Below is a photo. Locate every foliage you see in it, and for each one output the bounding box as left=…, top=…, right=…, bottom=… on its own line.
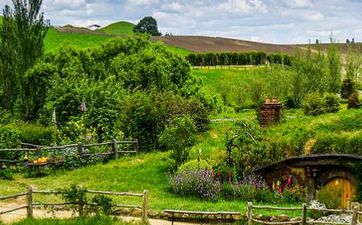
left=186, top=52, right=291, bottom=67
left=0, top=168, right=14, bottom=180
left=326, top=39, right=341, bottom=93
left=355, top=162, right=362, bottom=202
left=348, top=92, right=360, bottom=109
left=169, top=169, right=221, bottom=201
left=302, top=93, right=340, bottom=116
left=317, top=185, right=342, bottom=209
left=11, top=216, right=145, bottom=225
left=63, top=152, right=101, bottom=170
left=91, top=195, right=113, bottom=215
left=159, top=116, right=197, bottom=168
left=0, top=0, right=49, bottom=111
left=341, top=78, right=356, bottom=99
left=225, top=120, right=269, bottom=173
left=61, top=184, right=88, bottom=214
left=133, top=16, right=161, bottom=36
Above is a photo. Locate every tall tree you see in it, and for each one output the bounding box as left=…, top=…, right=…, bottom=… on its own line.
left=133, top=16, right=161, bottom=36
left=327, top=38, right=341, bottom=93
left=0, top=0, right=49, bottom=114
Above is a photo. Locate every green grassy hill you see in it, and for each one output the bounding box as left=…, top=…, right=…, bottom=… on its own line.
left=44, top=27, right=112, bottom=52
left=101, top=21, right=135, bottom=35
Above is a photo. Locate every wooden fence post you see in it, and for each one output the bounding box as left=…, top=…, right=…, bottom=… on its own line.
left=27, top=186, right=33, bottom=218
left=247, top=202, right=253, bottom=225
left=77, top=143, right=83, bottom=157
left=112, top=139, right=118, bottom=160
left=142, top=190, right=149, bottom=222
left=351, top=206, right=358, bottom=225
left=301, top=203, right=307, bottom=225
left=347, top=201, right=351, bottom=210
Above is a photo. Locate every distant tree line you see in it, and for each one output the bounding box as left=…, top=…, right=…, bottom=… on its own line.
left=186, top=52, right=292, bottom=67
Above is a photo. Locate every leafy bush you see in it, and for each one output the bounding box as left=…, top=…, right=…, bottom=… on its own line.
left=302, top=93, right=340, bottom=116
left=0, top=168, right=14, bottom=180
left=317, top=185, right=342, bottom=208
left=348, top=92, right=360, bottom=109
left=63, top=150, right=101, bottom=170
left=323, top=93, right=340, bottom=113
left=61, top=185, right=88, bottom=215
left=169, top=170, right=221, bottom=201
left=302, top=93, right=326, bottom=116
left=91, top=195, right=113, bottom=215
left=159, top=116, right=197, bottom=169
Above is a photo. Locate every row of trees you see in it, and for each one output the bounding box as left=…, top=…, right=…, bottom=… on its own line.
left=186, top=52, right=292, bottom=67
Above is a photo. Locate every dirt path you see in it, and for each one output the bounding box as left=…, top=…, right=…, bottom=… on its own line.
left=0, top=201, right=195, bottom=225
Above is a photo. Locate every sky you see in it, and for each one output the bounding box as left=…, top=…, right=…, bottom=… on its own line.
left=0, top=0, right=361, bottom=44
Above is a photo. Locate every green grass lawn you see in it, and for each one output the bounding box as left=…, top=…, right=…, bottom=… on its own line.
left=100, top=21, right=135, bottom=35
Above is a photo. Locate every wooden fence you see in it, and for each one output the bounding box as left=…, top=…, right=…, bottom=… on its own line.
left=0, top=139, right=138, bottom=166
left=0, top=187, right=148, bottom=221
left=247, top=202, right=362, bottom=225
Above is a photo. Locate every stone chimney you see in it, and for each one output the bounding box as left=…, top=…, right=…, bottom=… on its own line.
left=259, top=98, right=282, bottom=127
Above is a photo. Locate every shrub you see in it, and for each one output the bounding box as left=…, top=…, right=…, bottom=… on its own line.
left=169, top=170, right=221, bottom=201
left=323, top=93, right=340, bottom=113
left=341, top=78, right=356, bottom=99
left=177, top=159, right=212, bottom=173
left=0, top=168, right=14, bottom=180
left=302, top=93, right=325, bottom=116
left=348, top=92, right=360, bottom=109
left=159, top=116, right=197, bottom=169
left=317, top=185, right=342, bottom=208
left=91, top=195, right=113, bottom=215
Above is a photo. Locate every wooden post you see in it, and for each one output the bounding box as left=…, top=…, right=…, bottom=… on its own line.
left=77, top=143, right=83, bottom=157
left=112, top=139, right=118, bottom=160
left=142, top=190, right=149, bottom=222
left=27, top=186, right=33, bottom=218
left=247, top=202, right=253, bottom=225
left=347, top=200, right=351, bottom=210
left=351, top=206, right=358, bottom=225
left=301, top=203, right=307, bottom=225
left=135, top=139, right=139, bottom=155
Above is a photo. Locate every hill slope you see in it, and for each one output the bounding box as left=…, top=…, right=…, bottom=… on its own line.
left=152, top=36, right=297, bottom=53
left=101, top=21, right=135, bottom=35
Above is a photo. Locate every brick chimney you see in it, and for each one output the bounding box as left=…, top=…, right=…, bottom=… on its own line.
left=259, top=98, right=282, bottom=127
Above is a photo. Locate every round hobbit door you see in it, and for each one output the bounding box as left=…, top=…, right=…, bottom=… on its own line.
left=324, top=177, right=356, bottom=209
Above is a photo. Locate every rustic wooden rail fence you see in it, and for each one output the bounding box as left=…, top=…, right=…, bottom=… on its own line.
left=0, top=139, right=138, bottom=166
left=0, top=187, right=148, bottom=221
left=247, top=202, right=362, bottom=225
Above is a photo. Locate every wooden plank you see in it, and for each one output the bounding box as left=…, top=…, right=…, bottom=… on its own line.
left=309, top=208, right=354, bottom=214
left=253, top=205, right=302, bottom=211
left=32, top=190, right=64, bottom=194
left=86, top=190, right=143, bottom=197
left=0, top=205, right=27, bottom=215
left=113, top=204, right=142, bottom=209
left=33, top=202, right=73, bottom=207
left=82, top=153, right=114, bottom=157
left=143, top=190, right=149, bottom=221
left=117, top=151, right=137, bottom=154
left=0, top=159, right=22, bottom=163
left=0, top=192, right=28, bottom=200
left=0, top=149, right=37, bottom=152
left=248, top=202, right=253, bottom=225
left=83, top=142, right=112, bottom=147
left=164, top=209, right=218, bottom=215
left=252, top=219, right=301, bottom=225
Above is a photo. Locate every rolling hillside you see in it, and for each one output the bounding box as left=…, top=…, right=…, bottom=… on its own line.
left=101, top=21, right=135, bottom=35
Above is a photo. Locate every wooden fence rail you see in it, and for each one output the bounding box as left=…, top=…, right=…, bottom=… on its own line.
left=247, top=202, right=361, bottom=225
left=0, top=187, right=148, bottom=221
left=0, top=139, right=138, bottom=166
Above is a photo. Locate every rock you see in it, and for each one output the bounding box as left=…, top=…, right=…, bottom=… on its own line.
left=131, top=208, right=143, bottom=217
left=182, top=214, right=189, bottom=218
left=112, top=209, right=122, bottom=215
left=255, top=214, right=263, bottom=220
left=232, top=214, right=241, bottom=220
left=148, top=209, right=158, bottom=218
left=225, top=215, right=232, bottom=220
left=270, top=216, right=277, bottom=222
left=160, top=212, right=170, bottom=219
left=122, top=208, right=131, bottom=215
left=278, top=214, right=289, bottom=222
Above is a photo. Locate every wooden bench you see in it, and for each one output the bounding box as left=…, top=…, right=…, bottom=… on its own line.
left=164, top=209, right=241, bottom=225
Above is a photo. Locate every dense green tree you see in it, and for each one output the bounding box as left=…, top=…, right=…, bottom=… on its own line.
left=326, top=39, right=341, bottom=93
left=133, top=16, right=161, bottom=36
left=0, top=0, right=49, bottom=112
